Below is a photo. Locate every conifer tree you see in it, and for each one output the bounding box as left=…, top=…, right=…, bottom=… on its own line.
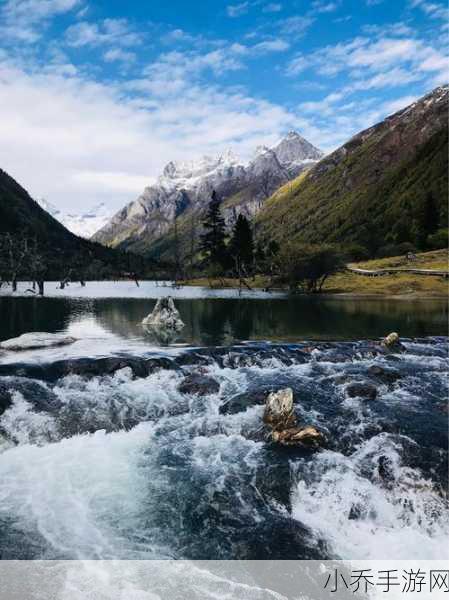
left=200, top=190, right=228, bottom=269
left=229, top=214, right=254, bottom=273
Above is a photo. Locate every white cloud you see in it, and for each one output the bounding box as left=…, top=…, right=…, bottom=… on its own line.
left=226, top=2, right=249, bottom=17
left=410, top=0, right=449, bottom=20
left=262, top=3, right=282, bottom=13
left=103, top=48, right=136, bottom=64
left=65, top=18, right=142, bottom=48
left=252, top=39, right=290, bottom=52
left=381, top=95, right=419, bottom=114
left=279, top=15, right=315, bottom=36
left=0, top=56, right=307, bottom=213
left=286, top=35, right=448, bottom=84
left=311, top=1, right=340, bottom=14
left=3, top=0, right=81, bottom=22
left=0, top=0, right=82, bottom=41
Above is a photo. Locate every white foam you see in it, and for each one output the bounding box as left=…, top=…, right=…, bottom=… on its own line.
left=291, top=434, right=449, bottom=560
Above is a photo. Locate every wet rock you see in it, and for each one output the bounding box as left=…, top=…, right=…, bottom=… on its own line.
left=382, top=332, right=405, bottom=352
left=0, top=332, right=77, bottom=352
left=142, top=297, right=184, bottom=332
left=178, top=373, right=220, bottom=396
left=219, top=388, right=274, bottom=415
left=346, top=381, right=378, bottom=401
left=0, top=356, right=177, bottom=381
left=367, top=365, right=401, bottom=384
left=332, top=374, right=352, bottom=385
left=0, top=378, right=62, bottom=415
left=223, top=352, right=250, bottom=368
left=263, top=388, right=296, bottom=430
left=378, top=455, right=395, bottom=484
left=272, top=426, right=326, bottom=448
left=348, top=503, right=364, bottom=520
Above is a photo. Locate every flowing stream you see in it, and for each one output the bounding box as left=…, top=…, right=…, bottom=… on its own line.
left=0, top=289, right=447, bottom=566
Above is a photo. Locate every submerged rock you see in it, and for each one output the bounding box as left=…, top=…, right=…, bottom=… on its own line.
left=367, top=365, right=401, bottom=384
left=346, top=381, right=378, bottom=401
left=142, top=297, right=184, bottom=331
left=272, top=426, right=326, bottom=448
left=0, top=332, right=76, bottom=352
left=263, top=388, right=296, bottom=430
left=178, top=373, right=220, bottom=396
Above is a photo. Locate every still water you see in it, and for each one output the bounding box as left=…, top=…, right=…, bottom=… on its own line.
left=0, top=294, right=447, bottom=346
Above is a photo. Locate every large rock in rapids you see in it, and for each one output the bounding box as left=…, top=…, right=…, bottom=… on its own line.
left=272, top=426, right=326, bottom=448
left=382, top=332, right=405, bottom=352
left=0, top=332, right=77, bottom=352
left=178, top=373, right=220, bottom=396
left=263, top=388, right=296, bottom=430
left=142, top=297, right=184, bottom=331
left=345, top=381, right=378, bottom=401
left=368, top=365, right=401, bottom=384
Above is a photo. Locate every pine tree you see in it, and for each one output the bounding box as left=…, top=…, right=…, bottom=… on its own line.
left=200, top=190, right=228, bottom=269
left=229, top=214, right=254, bottom=273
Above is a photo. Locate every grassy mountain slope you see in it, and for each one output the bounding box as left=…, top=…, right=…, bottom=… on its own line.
left=256, top=86, right=448, bottom=255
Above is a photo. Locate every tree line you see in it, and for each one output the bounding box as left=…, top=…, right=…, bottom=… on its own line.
left=196, top=190, right=347, bottom=292
left=0, top=232, right=161, bottom=295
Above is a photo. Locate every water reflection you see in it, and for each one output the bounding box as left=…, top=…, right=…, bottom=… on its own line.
left=0, top=296, right=447, bottom=346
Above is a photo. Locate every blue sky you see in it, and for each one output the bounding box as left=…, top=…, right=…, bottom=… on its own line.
left=0, top=0, right=447, bottom=212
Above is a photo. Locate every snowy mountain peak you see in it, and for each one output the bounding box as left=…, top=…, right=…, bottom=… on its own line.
left=161, top=150, right=241, bottom=184
left=93, top=130, right=323, bottom=251
left=37, top=199, right=113, bottom=239
left=37, top=198, right=61, bottom=218
left=272, top=130, right=323, bottom=165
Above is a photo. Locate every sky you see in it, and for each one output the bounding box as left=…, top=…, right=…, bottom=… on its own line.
left=0, top=0, right=447, bottom=213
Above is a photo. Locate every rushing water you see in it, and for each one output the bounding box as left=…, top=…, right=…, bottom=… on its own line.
left=0, top=285, right=447, bottom=564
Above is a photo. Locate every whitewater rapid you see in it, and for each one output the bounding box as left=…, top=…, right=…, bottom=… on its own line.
left=0, top=338, right=447, bottom=564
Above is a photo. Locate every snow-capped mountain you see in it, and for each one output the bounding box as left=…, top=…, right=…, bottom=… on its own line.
left=93, top=131, right=323, bottom=255
left=37, top=199, right=113, bottom=239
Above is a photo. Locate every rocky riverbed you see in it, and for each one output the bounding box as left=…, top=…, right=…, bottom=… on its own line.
left=0, top=336, right=447, bottom=560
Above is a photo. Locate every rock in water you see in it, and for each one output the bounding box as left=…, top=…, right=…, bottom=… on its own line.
left=263, top=387, right=326, bottom=449
left=346, top=382, right=378, bottom=401
left=142, top=297, right=185, bottom=332
left=382, top=332, right=404, bottom=351
left=0, top=332, right=77, bottom=352
left=272, top=426, right=326, bottom=448
left=263, top=388, right=296, bottom=430
left=178, top=373, right=220, bottom=396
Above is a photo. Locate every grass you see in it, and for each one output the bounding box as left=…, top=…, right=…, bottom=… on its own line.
left=181, top=250, right=449, bottom=297
left=326, top=249, right=448, bottom=296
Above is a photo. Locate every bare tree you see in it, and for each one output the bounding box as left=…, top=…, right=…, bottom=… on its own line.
left=0, top=233, right=30, bottom=292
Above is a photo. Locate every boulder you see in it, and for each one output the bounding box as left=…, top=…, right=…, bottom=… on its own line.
left=219, top=388, right=275, bottom=415
left=0, top=332, right=77, bottom=352
left=272, top=426, right=326, bottom=448
left=263, top=388, right=296, bottom=430
left=142, top=297, right=184, bottom=332
left=346, top=381, right=378, bottom=401
left=382, top=332, right=405, bottom=352
left=367, top=365, right=401, bottom=384
left=178, top=373, right=220, bottom=396
left=0, top=378, right=62, bottom=416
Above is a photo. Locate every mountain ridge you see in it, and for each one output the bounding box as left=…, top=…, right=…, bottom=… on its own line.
left=92, top=131, right=323, bottom=256
left=256, top=85, right=448, bottom=255
left=0, top=169, right=128, bottom=278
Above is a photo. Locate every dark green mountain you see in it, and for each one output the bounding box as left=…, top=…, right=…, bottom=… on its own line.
left=0, top=168, right=131, bottom=278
